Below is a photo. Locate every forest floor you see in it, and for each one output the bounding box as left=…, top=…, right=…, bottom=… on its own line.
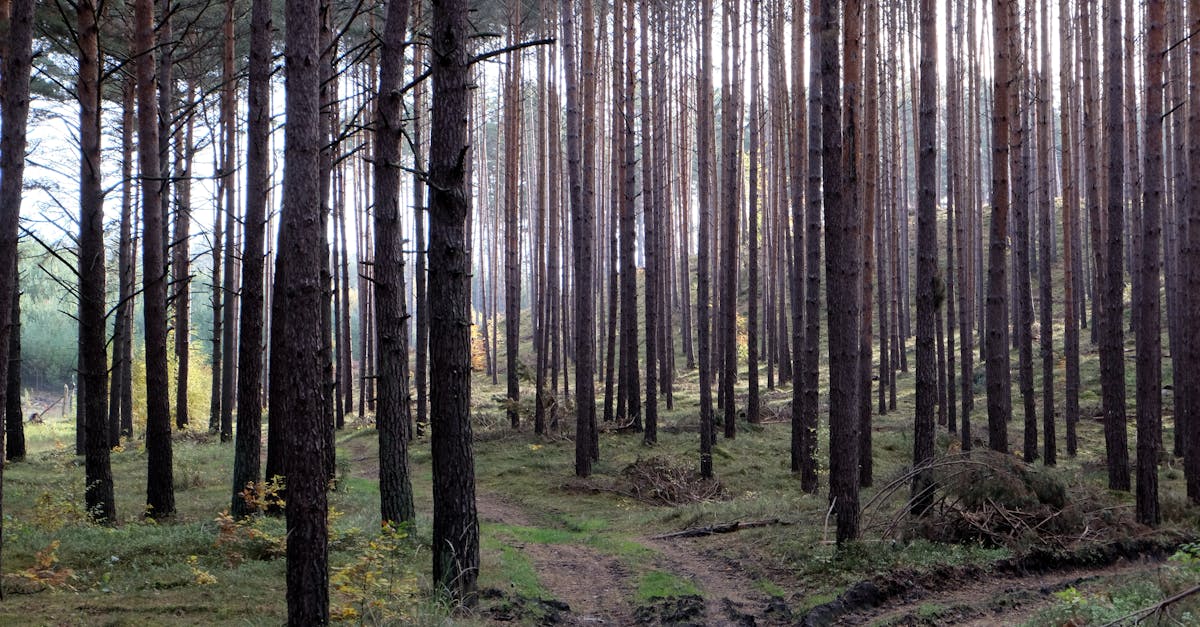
left=4, top=341, right=1200, bottom=625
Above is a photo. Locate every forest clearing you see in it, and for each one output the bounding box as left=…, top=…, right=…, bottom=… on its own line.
left=1, top=0, right=1200, bottom=624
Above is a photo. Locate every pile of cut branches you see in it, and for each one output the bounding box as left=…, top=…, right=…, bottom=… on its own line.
left=864, top=451, right=1144, bottom=553
left=617, top=456, right=724, bottom=506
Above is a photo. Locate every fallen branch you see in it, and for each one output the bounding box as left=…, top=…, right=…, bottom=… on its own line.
left=1099, top=583, right=1200, bottom=626
left=651, top=518, right=794, bottom=540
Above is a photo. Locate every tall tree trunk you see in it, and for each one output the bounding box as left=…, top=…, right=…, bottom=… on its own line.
left=1135, top=0, right=1164, bottom=525
left=598, top=0, right=620, bottom=430
left=1182, top=0, right=1200, bottom=502
left=374, top=0, right=416, bottom=525
left=78, top=0, right=115, bottom=524
left=504, top=0, right=523, bottom=429
left=429, top=0, right=480, bottom=602
left=986, top=0, right=1014, bottom=453
left=119, top=77, right=136, bottom=440
left=746, top=0, right=761, bottom=428
left=232, top=0, right=272, bottom=521
left=0, top=0, right=33, bottom=584
left=136, top=0, right=175, bottom=520
left=1009, top=0, right=1036, bottom=463
left=413, top=1, right=428, bottom=437
left=859, top=0, right=879, bottom=486
left=1101, top=0, right=1131, bottom=491
left=913, top=0, right=937, bottom=514
left=618, top=0, right=640, bottom=431
left=274, top=0, right=329, bottom=618
left=640, top=0, right=659, bottom=445
left=564, top=0, right=597, bottom=477
left=220, top=0, right=239, bottom=443
left=1060, top=0, right=1080, bottom=458
left=173, top=83, right=194, bottom=432
left=1037, top=0, right=1056, bottom=465
left=720, top=0, right=741, bottom=441
left=799, top=0, right=823, bottom=493
left=697, top=0, right=715, bottom=478
left=823, top=0, right=862, bottom=542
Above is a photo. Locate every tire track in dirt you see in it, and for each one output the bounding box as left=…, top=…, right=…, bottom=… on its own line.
left=642, top=534, right=789, bottom=626
left=477, top=492, right=637, bottom=625
left=828, top=556, right=1171, bottom=626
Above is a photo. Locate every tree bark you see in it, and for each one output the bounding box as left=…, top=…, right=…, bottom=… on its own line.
left=986, top=0, right=1014, bottom=454
left=374, top=0, right=417, bottom=525
left=232, top=0, right=272, bottom=521
left=823, top=0, right=862, bottom=542
left=1101, top=0, right=1131, bottom=491
left=136, top=0, right=175, bottom=520
left=78, top=0, right=115, bottom=524
left=273, top=0, right=329, bottom=619
left=913, top=0, right=937, bottom=514
left=1135, top=0, right=1164, bottom=525
left=697, top=0, right=715, bottom=478
left=430, top=0, right=480, bottom=602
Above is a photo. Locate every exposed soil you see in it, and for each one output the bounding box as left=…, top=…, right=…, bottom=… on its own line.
left=477, top=492, right=637, bottom=626
left=642, top=535, right=791, bottom=626
left=342, top=439, right=1188, bottom=626
left=802, top=538, right=1185, bottom=626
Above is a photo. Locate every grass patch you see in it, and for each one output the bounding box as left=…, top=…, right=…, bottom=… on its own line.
left=636, top=570, right=700, bottom=602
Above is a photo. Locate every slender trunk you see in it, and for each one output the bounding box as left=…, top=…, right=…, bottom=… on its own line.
left=374, top=0, right=417, bottom=526
left=137, top=0, right=175, bottom=519
left=232, top=0, right=272, bottom=521
left=78, top=0, right=115, bottom=523
left=698, top=0, right=715, bottom=478
left=823, top=0, right=862, bottom=542
left=986, top=0, right=1014, bottom=453
left=913, top=0, right=937, bottom=514
left=1037, top=0, right=1056, bottom=465
left=1101, top=0, right=1131, bottom=491
left=1135, top=0, right=1164, bottom=525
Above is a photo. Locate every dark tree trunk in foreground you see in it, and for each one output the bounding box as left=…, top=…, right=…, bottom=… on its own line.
left=79, top=0, right=115, bottom=524
left=1183, top=0, right=1200, bottom=503
left=232, top=0, right=272, bottom=520
left=788, top=0, right=809, bottom=483
left=1135, top=0, right=1164, bottom=526
left=823, top=0, right=862, bottom=543
left=985, top=0, right=1013, bottom=454
left=641, top=0, right=659, bottom=445
left=1101, top=0, right=1130, bottom=491
left=913, top=0, right=937, bottom=514
left=1060, top=0, right=1080, bottom=457
left=697, top=0, right=715, bottom=478
left=1037, top=0, right=1055, bottom=466
left=720, top=0, right=741, bottom=441
left=746, top=0, right=761, bottom=429
left=799, top=0, right=823, bottom=493
left=219, top=0, right=239, bottom=443
left=563, top=0, right=596, bottom=476
left=0, top=0, right=34, bottom=584
left=504, top=4, right=522, bottom=429
left=858, top=0, right=879, bottom=487
left=430, top=0, right=480, bottom=603
left=136, top=0, right=175, bottom=520
left=1010, top=0, right=1035, bottom=464
left=374, top=0, right=416, bottom=525
left=273, top=0, right=329, bottom=620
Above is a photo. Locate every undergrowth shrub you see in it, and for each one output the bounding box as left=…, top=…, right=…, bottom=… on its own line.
left=330, top=522, right=420, bottom=624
